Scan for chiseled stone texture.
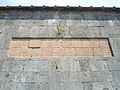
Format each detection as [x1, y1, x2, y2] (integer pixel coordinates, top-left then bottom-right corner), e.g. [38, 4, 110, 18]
[0, 8, 120, 90]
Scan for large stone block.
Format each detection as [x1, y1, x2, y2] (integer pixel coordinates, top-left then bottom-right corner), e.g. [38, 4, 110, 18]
[92, 82, 113, 90]
[0, 49, 7, 61]
[75, 71, 113, 82]
[107, 59, 120, 71]
[83, 83, 93, 90]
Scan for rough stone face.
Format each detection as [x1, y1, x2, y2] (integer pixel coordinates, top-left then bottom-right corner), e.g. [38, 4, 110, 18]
[0, 7, 120, 90]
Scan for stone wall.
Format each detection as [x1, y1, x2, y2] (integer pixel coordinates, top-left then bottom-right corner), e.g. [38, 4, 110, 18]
[0, 7, 120, 90]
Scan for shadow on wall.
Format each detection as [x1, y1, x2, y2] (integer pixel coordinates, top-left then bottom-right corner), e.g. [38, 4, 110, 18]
[0, 8, 120, 20]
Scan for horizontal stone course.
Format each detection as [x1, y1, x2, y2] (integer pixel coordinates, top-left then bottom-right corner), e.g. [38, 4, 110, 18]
[0, 71, 113, 83]
[1, 58, 110, 72]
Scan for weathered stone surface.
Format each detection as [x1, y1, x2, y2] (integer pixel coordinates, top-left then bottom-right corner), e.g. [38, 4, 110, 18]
[0, 7, 120, 90]
[112, 71, 120, 83]
[0, 50, 7, 61]
[107, 59, 120, 71]
[92, 82, 113, 90]
[83, 83, 93, 90]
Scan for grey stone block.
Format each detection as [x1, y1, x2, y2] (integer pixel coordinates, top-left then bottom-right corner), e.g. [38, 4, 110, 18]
[28, 82, 49, 90]
[112, 71, 120, 83]
[10, 60, 25, 71]
[23, 61, 38, 71]
[0, 30, 11, 49]
[50, 59, 70, 71]
[1, 60, 12, 71]
[69, 26, 110, 38]
[108, 20, 114, 26]
[112, 81, 120, 89]
[49, 82, 66, 90]
[0, 49, 7, 61]
[107, 59, 120, 71]
[0, 20, 5, 26]
[89, 60, 109, 71]
[36, 60, 50, 71]
[0, 71, 12, 83]
[83, 83, 93, 90]
[5, 20, 16, 26]
[48, 27, 58, 37]
[4, 82, 29, 90]
[113, 20, 120, 27]
[47, 20, 58, 27]
[12, 71, 34, 83]
[9, 60, 50, 72]
[70, 71, 113, 82]
[49, 59, 63, 71]
[92, 82, 113, 90]
[0, 71, 34, 83]
[65, 82, 83, 90]
[33, 71, 49, 82]
[49, 71, 70, 82]
[69, 59, 109, 72]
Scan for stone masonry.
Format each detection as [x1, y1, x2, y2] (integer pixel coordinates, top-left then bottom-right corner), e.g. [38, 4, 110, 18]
[0, 6, 120, 90]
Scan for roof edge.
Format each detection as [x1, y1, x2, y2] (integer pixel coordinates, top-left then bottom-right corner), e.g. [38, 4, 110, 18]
[0, 6, 120, 12]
